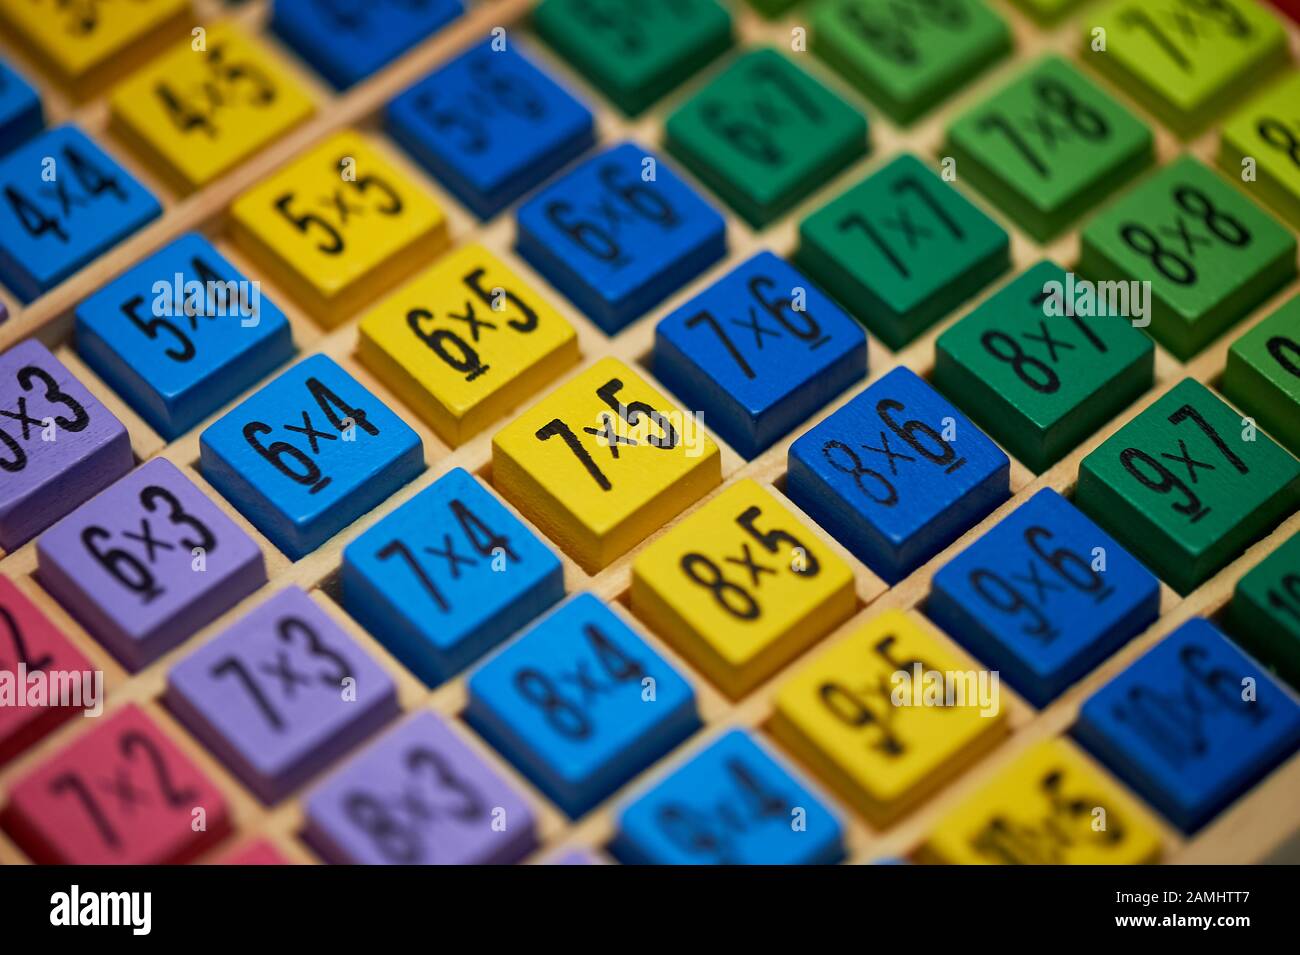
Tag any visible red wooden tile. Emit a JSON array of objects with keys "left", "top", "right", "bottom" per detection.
[
  {"left": 1270, "top": 0, "right": 1299, "bottom": 24},
  {"left": 2, "top": 703, "right": 231, "bottom": 863},
  {"left": 0, "top": 575, "right": 96, "bottom": 765}
]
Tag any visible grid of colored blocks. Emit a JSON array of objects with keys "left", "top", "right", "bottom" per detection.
[
  {"left": 515, "top": 141, "right": 727, "bottom": 334},
  {"left": 788, "top": 366, "right": 1010, "bottom": 584},
  {"left": 1223, "top": 296, "right": 1300, "bottom": 457},
  {"left": 0, "top": 575, "right": 92, "bottom": 765},
  {"left": 665, "top": 47, "right": 868, "bottom": 227},
  {"left": 1076, "top": 618, "right": 1300, "bottom": 832},
  {"left": 1076, "top": 378, "right": 1300, "bottom": 595},
  {"left": 612, "top": 729, "right": 845, "bottom": 864},
  {"left": 492, "top": 357, "right": 721, "bottom": 573},
  {"left": 0, "top": 125, "right": 161, "bottom": 303},
  {"left": 771, "top": 609, "right": 1007, "bottom": 826},
  {"left": 1, "top": 703, "right": 230, "bottom": 864},
  {"left": 2, "top": 0, "right": 1299, "bottom": 874},
  {"left": 1229, "top": 532, "right": 1300, "bottom": 688},
  {"left": 922, "top": 737, "right": 1163, "bottom": 863},
  {"left": 341, "top": 467, "right": 564, "bottom": 686},
  {"left": 74, "top": 232, "right": 295, "bottom": 440},
  {"left": 934, "top": 260, "right": 1155, "bottom": 472},
  {"left": 1079, "top": 156, "right": 1297, "bottom": 360},
  {"left": 0, "top": 340, "right": 133, "bottom": 550},
  {"left": 533, "top": 0, "right": 732, "bottom": 116},
  {"left": 797, "top": 153, "right": 1010, "bottom": 350},
  {"left": 927, "top": 488, "right": 1161, "bottom": 707},
  {"left": 386, "top": 38, "right": 595, "bottom": 219},
  {"left": 812, "top": 0, "right": 1011, "bottom": 125},
  {"left": 631, "top": 479, "right": 857, "bottom": 699},
  {"left": 945, "top": 56, "right": 1153, "bottom": 242},
  {"left": 653, "top": 250, "right": 867, "bottom": 459},
  {"left": 304, "top": 709, "right": 536, "bottom": 864},
  {"left": 1220, "top": 72, "right": 1300, "bottom": 231},
  {"left": 36, "top": 457, "right": 267, "bottom": 671},
  {"left": 0, "top": 0, "right": 189, "bottom": 99},
  {"left": 1083, "top": 0, "right": 1288, "bottom": 139},
  {"left": 271, "top": 0, "right": 462, "bottom": 89},
  {"left": 108, "top": 22, "right": 316, "bottom": 195},
  {"left": 466, "top": 593, "right": 699, "bottom": 816},
  {"left": 0, "top": 58, "right": 41, "bottom": 154},
  {"left": 229, "top": 130, "right": 449, "bottom": 328},
  {"left": 167, "top": 586, "right": 400, "bottom": 803},
  {"left": 357, "top": 243, "right": 579, "bottom": 447},
  {"left": 200, "top": 354, "right": 424, "bottom": 560}
]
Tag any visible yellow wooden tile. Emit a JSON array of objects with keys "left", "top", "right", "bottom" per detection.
[
  {"left": 229, "top": 129, "right": 448, "bottom": 327},
  {"left": 1220, "top": 71, "right": 1300, "bottom": 231},
  {"left": 357, "top": 243, "right": 579, "bottom": 446},
  {"left": 108, "top": 22, "right": 315, "bottom": 194},
  {"left": 770, "top": 608, "right": 1007, "bottom": 826},
  {"left": 492, "top": 357, "right": 720, "bottom": 573},
  {"left": 1084, "top": 0, "right": 1289, "bottom": 138},
  {"left": 0, "top": 0, "right": 190, "bottom": 99},
  {"left": 631, "top": 479, "right": 855, "bottom": 699},
  {"left": 923, "top": 738, "right": 1164, "bottom": 864}
]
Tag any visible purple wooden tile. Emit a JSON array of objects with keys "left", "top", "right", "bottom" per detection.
[
  {"left": 36, "top": 456, "right": 266, "bottom": 671},
  {"left": 304, "top": 710, "right": 537, "bottom": 865},
  {"left": 167, "top": 586, "right": 400, "bottom": 803},
  {"left": 0, "top": 339, "right": 132, "bottom": 549},
  {"left": 544, "top": 848, "right": 605, "bottom": 865}
]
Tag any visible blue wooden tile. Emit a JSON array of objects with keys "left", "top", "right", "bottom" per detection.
[
  {"left": 787, "top": 366, "right": 1009, "bottom": 584},
  {"left": 0, "top": 125, "right": 161, "bottom": 303},
  {"left": 386, "top": 38, "right": 595, "bottom": 219},
  {"left": 466, "top": 592, "right": 698, "bottom": 816},
  {"left": 75, "top": 232, "right": 295, "bottom": 439},
  {"left": 199, "top": 354, "right": 424, "bottom": 559},
  {"left": 927, "top": 487, "right": 1160, "bottom": 707},
  {"left": 270, "top": 0, "right": 463, "bottom": 89},
  {"left": 612, "top": 728, "right": 844, "bottom": 864},
  {"left": 0, "top": 58, "right": 42, "bottom": 156},
  {"left": 341, "top": 466, "right": 564, "bottom": 685},
  {"left": 1075, "top": 617, "right": 1300, "bottom": 832},
  {"left": 654, "top": 250, "right": 867, "bottom": 458},
  {"left": 515, "top": 140, "right": 727, "bottom": 334}
]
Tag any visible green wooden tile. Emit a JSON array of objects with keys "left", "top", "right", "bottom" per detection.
[
  {"left": 1223, "top": 296, "right": 1300, "bottom": 457},
  {"left": 533, "top": 0, "right": 732, "bottom": 116},
  {"left": 1082, "top": 0, "right": 1288, "bottom": 139},
  {"left": 796, "top": 153, "right": 1010, "bottom": 350},
  {"left": 811, "top": 0, "right": 1011, "bottom": 125},
  {"left": 945, "top": 56, "right": 1153, "bottom": 241},
  {"left": 1078, "top": 156, "right": 1297, "bottom": 361},
  {"left": 1010, "top": 0, "right": 1084, "bottom": 24},
  {"left": 665, "top": 48, "right": 868, "bottom": 227},
  {"left": 1219, "top": 71, "right": 1300, "bottom": 232},
  {"left": 934, "top": 260, "right": 1155, "bottom": 472},
  {"left": 1077, "top": 378, "right": 1300, "bottom": 595},
  {"left": 1229, "top": 532, "right": 1300, "bottom": 690},
  {"left": 748, "top": 0, "right": 803, "bottom": 16}
]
